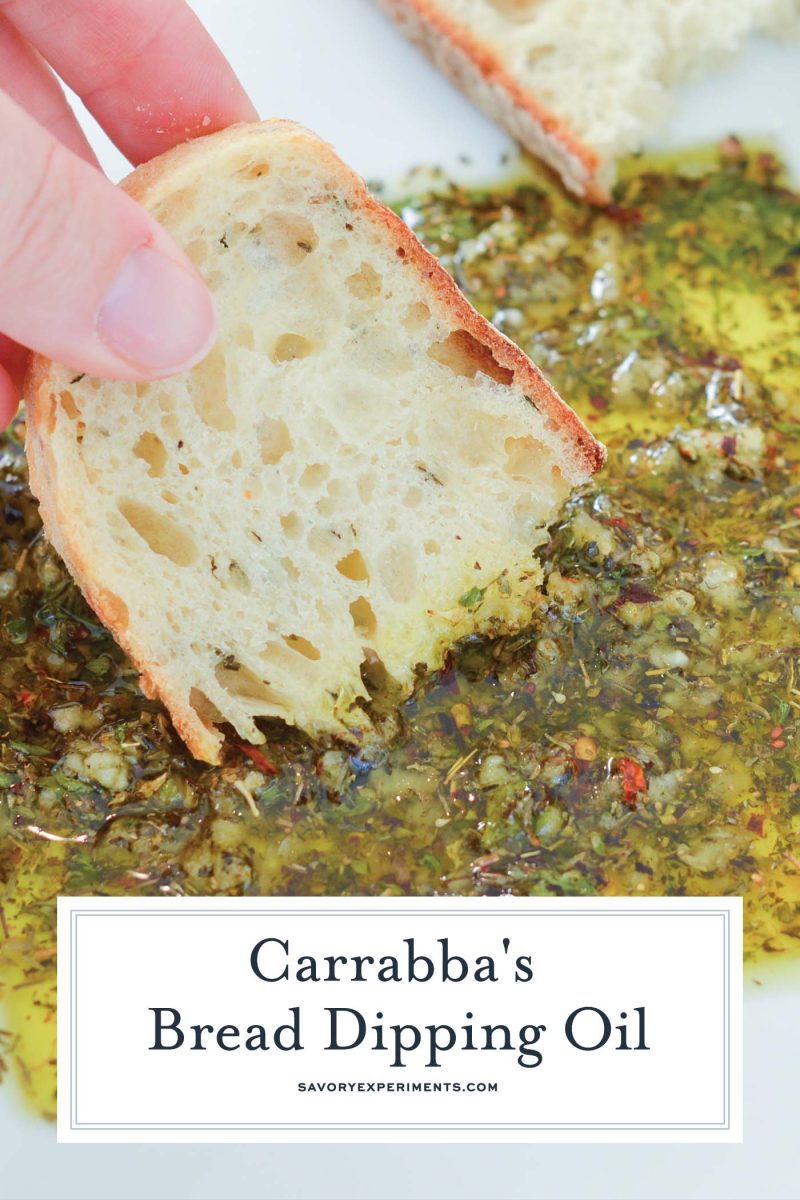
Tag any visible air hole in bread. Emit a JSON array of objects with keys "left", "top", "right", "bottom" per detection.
[
  {"left": 231, "top": 323, "right": 255, "bottom": 350},
  {"left": 190, "top": 347, "right": 236, "bottom": 432},
  {"left": 254, "top": 212, "right": 319, "bottom": 265},
  {"left": 380, "top": 542, "right": 417, "bottom": 604},
  {"left": 281, "top": 556, "right": 300, "bottom": 581},
  {"left": 260, "top": 640, "right": 314, "bottom": 676},
  {"left": 402, "top": 302, "right": 431, "bottom": 332},
  {"left": 59, "top": 391, "right": 80, "bottom": 420},
  {"left": 489, "top": 0, "right": 539, "bottom": 18},
  {"left": 336, "top": 549, "right": 369, "bottom": 582},
  {"left": 307, "top": 527, "right": 339, "bottom": 557},
  {"left": 346, "top": 262, "right": 383, "bottom": 299},
  {"left": 280, "top": 511, "right": 302, "bottom": 539},
  {"left": 404, "top": 487, "right": 422, "bottom": 508},
  {"left": 316, "top": 496, "right": 337, "bottom": 518},
  {"left": 118, "top": 499, "right": 198, "bottom": 566},
  {"left": 428, "top": 329, "right": 514, "bottom": 385},
  {"left": 357, "top": 472, "right": 375, "bottom": 503},
  {"left": 283, "top": 634, "right": 321, "bottom": 660},
  {"left": 214, "top": 660, "right": 279, "bottom": 707},
  {"left": 133, "top": 430, "right": 168, "bottom": 477},
  {"left": 231, "top": 449, "right": 243, "bottom": 469},
  {"left": 424, "top": 539, "right": 440, "bottom": 555},
  {"left": 234, "top": 157, "right": 270, "bottom": 179},
  {"left": 504, "top": 434, "right": 547, "bottom": 481},
  {"left": 227, "top": 561, "right": 251, "bottom": 593},
  {"left": 97, "top": 587, "right": 129, "bottom": 632},
  {"left": 359, "top": 648, "right": 396, "bottom": 700},
  {"left": 270, "top": 333, "right": 314, "bottom": 364},
  {"left": 260, "top": 416, "right": 292, "bottom": 464},
  {"left": 190, "top": 687, "right": 224, "bottom": 724},
  {"left": 161, "top": 490, "right": 179, "bottom": 505},
  {"left": 528, "top": 43, "right": 556, "bottom": 64},
  {"left": 151, "top": 189, "right": 193, "bottom": 224},
  {"left": 300, "top": 463, "right": 329, "bottom": 489},
  {"left": 350, "top": 595, "right": 377, "bottom": 638},
  {"left": 185, "top": 237, "right": 207, "bottom": 267}
]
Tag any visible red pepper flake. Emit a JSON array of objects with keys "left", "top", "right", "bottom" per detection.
[
  {"left": 720, "top": 436, "right": 737, "bottom": 458},
  {"left": 617, "top": 757, "right": 647, "bottom": 809},
  {"left": 608, "top": 583, "right": 661, "bottom": 611},
  {"left": 16, "top": 689, "right": 35, "bottom": 707},
  {"left": 235, "top": 743, "right": 278, "bottom": 775},
  {"left": 437, "top": 655, "right": 460, "bottom": 694},
  {"left": 606, "top": 203, "right": 643, "bottom": 226},
  {"left": 589, "top": 394, "right": 609, "bottom": 411},
  {"left": 770, "top": 726, "right": 784, "bottom": 740},
  {"left": 747, "top": 813, "right": 765, "bottom": 836},
  {"left": 772, "top": 739, "right": 786, "bottom": 750},
  {"left": 605, "top": 516, "right": 629, "bottom": 530}
]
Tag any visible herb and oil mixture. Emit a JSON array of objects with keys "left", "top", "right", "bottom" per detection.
[{"left": 1, "top": 145, "right": 799, "bottom": 1117}]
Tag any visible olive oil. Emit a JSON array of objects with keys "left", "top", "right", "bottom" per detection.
[{"left": 1, "top": 144, "right": 798, "bottom": 1117}]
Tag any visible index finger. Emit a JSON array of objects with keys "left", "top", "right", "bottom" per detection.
[{"left": 0, "top": 0, "right": 258, "bottom": 164}]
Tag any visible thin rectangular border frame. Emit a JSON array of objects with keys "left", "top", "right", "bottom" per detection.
[{"left": 63, "top": 903, "right": 736, "bottom": 1132}]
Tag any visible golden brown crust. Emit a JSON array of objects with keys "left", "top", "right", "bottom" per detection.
[
  {"left": 24, "top": 391, "right": 224, "bottom": 762},
  {"left": 24, "top": 119, "right": 604, "bottom": 765},
  {"left": 379, "top": 0, "right": 609, "bottom": 204}
]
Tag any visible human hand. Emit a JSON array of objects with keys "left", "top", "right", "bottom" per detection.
[{"left": 0, "top": 0, "right": 258, "bottom": 424}]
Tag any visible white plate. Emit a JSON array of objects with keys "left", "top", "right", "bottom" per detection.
[{"left": 2, "top": 4, "right": 798, "bottom": 1198}]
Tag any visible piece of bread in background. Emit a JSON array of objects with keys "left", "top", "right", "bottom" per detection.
[
  {"left": 378, "top": 0, "right": 799, "bottom": 202},
  {"left": 25, "top": 120, "right": 603, "bottom": 765}
]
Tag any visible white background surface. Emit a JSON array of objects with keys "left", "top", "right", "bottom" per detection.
[
  {"left": 1, "top": 1, "right": 798, "bottom": 1197},
  {"left": 58, "top": 898, "right": 741, "bottom": 1142}
]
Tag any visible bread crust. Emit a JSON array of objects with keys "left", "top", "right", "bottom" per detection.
[
  {"left": 377, "top": 0, "right": 610, "bottom": 203},
  {"left": 24, "top": 119, "right": 604, "bottom": 764}
]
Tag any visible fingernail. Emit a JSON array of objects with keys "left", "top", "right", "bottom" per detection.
[{"left": 97, "top": 244, "right": 216, "bottom": 375}]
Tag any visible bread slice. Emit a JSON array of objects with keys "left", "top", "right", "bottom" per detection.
[
  {"left": 378, "top": 0, "right": 798, "bottom": 202},
  {"left": 25, "top": 119, "right": 603, "bottom": 764}
]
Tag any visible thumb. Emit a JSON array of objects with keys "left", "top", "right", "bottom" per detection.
[{"left": 0, "top": 90, "right": 216, "bottom": 382}]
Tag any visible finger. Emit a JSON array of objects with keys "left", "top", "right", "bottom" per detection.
[
  {"left": 0, "top": 0, "right": 258, "bottom": 165},
  {"left": 0, "top": 12, "right": 97, "bottom": 162},
  {"left": 0, "top": 333, "right": 30, "bottom": 389},
  {"left": 0, "top": 362, "right": 20, "bottom": 428},
  {"left": 0, "top": 90, "right": 216, "bottom": 381}
]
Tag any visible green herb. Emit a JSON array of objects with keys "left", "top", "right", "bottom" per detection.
[{"left": 459, "top": 587, "right": 486, "bottom": 609}]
